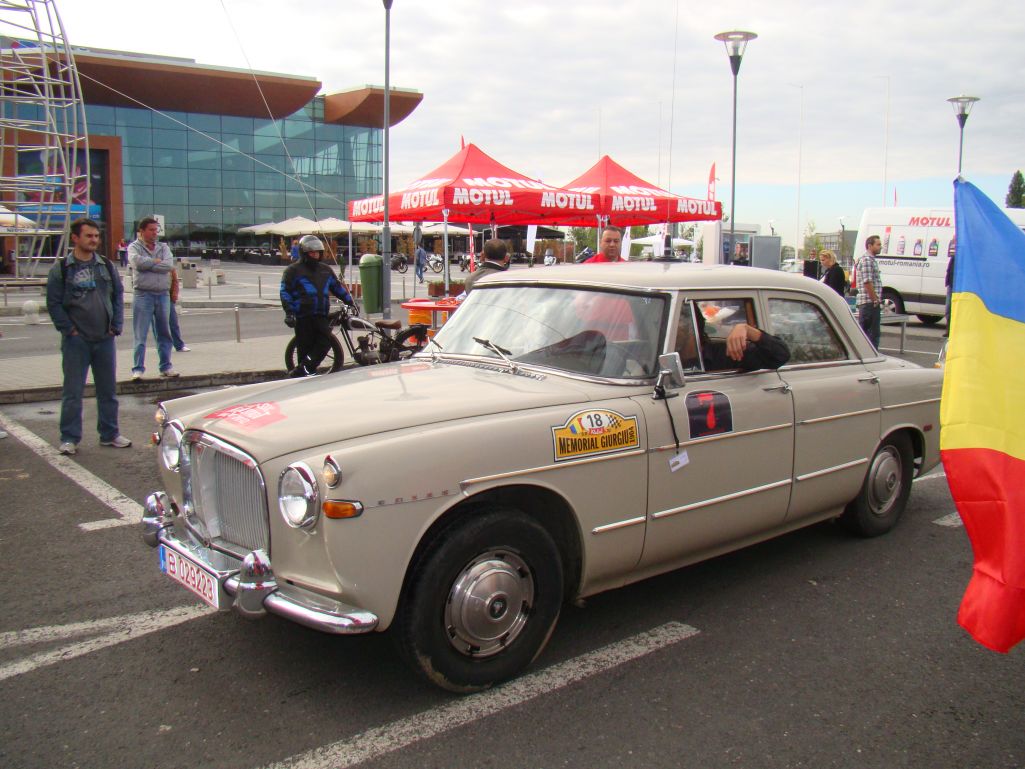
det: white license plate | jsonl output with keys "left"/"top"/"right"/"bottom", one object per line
{"left": 159, "top": 545, "right": 220, "bottom": 609}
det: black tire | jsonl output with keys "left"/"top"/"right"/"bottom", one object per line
{"left": 840, "top": 432, "right": 914, "bottom": 537}
{"left": 916, "top": 314, "right": 943, "bottom": 326}
{"left": 390, "top": 325, "right": 429, "bottom": 360}
{"left": 394, "top": 508, "right": 563, "bottom": 693}
{"left": 429, "top": 258, "right": 443, "bottom": 274}
{"left": 395, "top": 260, "right": 408, "bottom": 274}
{"left": 284, "top": 334, "right": 345, "bottom": 374}
{"left": 881, "top": 288, "right": 904, "bottom": 316}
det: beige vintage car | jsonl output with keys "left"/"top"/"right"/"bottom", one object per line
{"left": 143, "top": 262, "right": 942, "bottom": 691}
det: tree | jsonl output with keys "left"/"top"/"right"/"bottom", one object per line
{"left": 1006, "top": 170, "right": 1025, "bottom": 208}
{"left": 569, "top": 227, "right": 596, "bottom": 252}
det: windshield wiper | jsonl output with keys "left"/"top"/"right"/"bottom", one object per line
{"left": 427, "top": 336, "right": 443, "bottom": 361}
{"left": 473, "top": 336, "right": 518, "bottom": 373}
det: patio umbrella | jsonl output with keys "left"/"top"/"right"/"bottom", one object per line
{"left": 237, "top": 221, "right": 279, "bottom": 235}
{"left": 265, "top": 216, "right": 320, "bottom": 236}
{"left": 562, "top": 155, "right": 722, "bottom": 226}
{"left": 348, "top": 142, "right": 598, "bottom": 227}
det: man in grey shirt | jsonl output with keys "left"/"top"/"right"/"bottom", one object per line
{"left": 128, "top": 216, "right": 178, "bottom": 379}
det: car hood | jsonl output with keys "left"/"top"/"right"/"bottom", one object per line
{"left": 168, "top": 359, "right": 603, "bottom": 460}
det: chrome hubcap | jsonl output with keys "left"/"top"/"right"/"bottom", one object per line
{"left": 868, "top": 446, "right": 902, "bottom": 516}
{"left": 445, "top": 549, "right": 533, "bottom": 657}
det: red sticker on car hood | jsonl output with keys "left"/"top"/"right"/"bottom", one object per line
{"left": 204, "top": 402, "right": 286, "bottom": 430}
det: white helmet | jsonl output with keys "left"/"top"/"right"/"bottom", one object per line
{"left": 299, "top": 234, "right": 325, "bottom": 254}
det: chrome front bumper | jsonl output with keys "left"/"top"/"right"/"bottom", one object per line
{"left": 142, "top": 492, "right": 378, "bottom": 635}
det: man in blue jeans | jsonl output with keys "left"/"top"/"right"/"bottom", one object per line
{"left": 855, "top": 234, "right": 883, "bottom": 349}
{"left": 128, "top": 216, "right": 179, "bottom": 379}
{"left": 46, "top": 218, "right": 132, "bottom": 455}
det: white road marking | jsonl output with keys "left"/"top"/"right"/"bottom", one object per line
{"left": 262, "top": 622, "right": 700, "bottom": 769}
{"left": 910, "top": 469, "right": 963, "bottom": 527}
{"left": 933, "top": 512, "right": 963, "bottom": 527}
{"left": 0, "top": 409, "right": 139, "bottom": 530}
{"left": 0, "top": 604, "right": 213, "bottom": 682}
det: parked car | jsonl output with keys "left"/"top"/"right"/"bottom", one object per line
{"left": 143, "top": 263, "right": 942, "bottom": 692}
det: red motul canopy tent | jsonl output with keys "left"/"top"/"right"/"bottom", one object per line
{"left": 563, "top": 155, "right": 722, "bottom": 226}
{"left": 348, "top": 143, "right": 598, "bottom": 226}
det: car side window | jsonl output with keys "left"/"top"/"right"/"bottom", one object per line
{"left": 675, "top": 297, "right": 756, "bottom": 372}
{"left": 767, "top": 298, "right": 846, "bottom": 363}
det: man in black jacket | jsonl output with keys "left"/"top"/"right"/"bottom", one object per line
{"left": 280, "top": 235, "right": 356, "bottom": 376}
{"left": 677, "top": 308, "right": 790, "bottom": 372}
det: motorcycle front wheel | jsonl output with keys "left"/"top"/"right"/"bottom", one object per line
{"left": 388, "top": 325, "right": 430, "bottom": 360}
{"left": 429, "top": 258, "right": 443, "bottom": 274}
{"left": 285, "top": 335, "right": 345, "bottom": 374}
{"left": 393, "top": 260, "right": 408, "bottom": 274}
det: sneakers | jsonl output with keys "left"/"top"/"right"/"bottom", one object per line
{"left": 100, "top": 435, "right": 132, "bottom": 448}
{"left": 176, "top": 345, "right": 191, "bottom": 352}
{"left": 160, "top": 368, "right": 180, "bottom": 378}
{"left": 131, "top": 371, "right": 143, "bottom": 381}
{"left": 58, "top": 441, "right": 77, "bottom": 455}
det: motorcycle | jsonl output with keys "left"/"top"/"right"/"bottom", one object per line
{"left": 427, "top": 254, "right": 444, "bottom": 273}
{"left": 390, "top": 254, "right": 408, "bottom": 273}
{"left": 543, "top": 252, "right": 557, "bottom": 267}
{"left": 285, "top": 303, "right": 429, "bottom": 374}
{"left": 458, "top": 253, "right": 480, "bottom": 272}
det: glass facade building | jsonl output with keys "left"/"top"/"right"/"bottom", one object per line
{"left": 82, "top": 98, "right": 381, "bottom": 243}
{"left": 3, "top": 45, "right": 421, "bottom": 260}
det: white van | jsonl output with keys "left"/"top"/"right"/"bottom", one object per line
{"left": 853, "top": 206, "right": 1025, "bottom": 324}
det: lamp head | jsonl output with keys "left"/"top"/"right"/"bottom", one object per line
{"left": 714, "top": 30, "right": 758, "bottom": 74}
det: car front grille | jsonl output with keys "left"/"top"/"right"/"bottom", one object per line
{"left": 181, "top": 431, "right": 269, "bottom": 554}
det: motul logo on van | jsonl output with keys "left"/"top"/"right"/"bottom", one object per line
{"left": 907, "top": 216, "right": 952, "bottom": 227}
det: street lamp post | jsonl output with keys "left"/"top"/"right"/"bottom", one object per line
{"left": 838, "top": 216, "right": 846, "bottom": 262}
{"left": 714, "top": 30, "right": 757, "bottom": 265}
{"left": 381, "top": 0, "right": 393, "bottom": 318}
{"left": 946, "top": 95, "right": 980, "bottom": 176}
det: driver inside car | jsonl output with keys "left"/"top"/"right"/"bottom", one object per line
{"left": 676, "top": 305, "right": 790, "bottom": 372}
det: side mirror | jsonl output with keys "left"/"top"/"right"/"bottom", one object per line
{"left": 653, "top": 352, "right": 686, "bottom": 400}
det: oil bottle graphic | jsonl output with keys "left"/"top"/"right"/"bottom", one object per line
{"left": 913, "top": 238, "right": 924, "bottom": 256}
{"left": 897, "top": 235, "right": 906, "bottom": 255}
{"left": 928, "top": 238, "right": 939, "bottom": 257}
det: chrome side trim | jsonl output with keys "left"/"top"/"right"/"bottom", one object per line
{"left": 461, "top": 447, "right": 647, "bottom": 489}
{"left": 882, "top": 397, "right": 942, "bottom": 410}
{"left": 591, "top": 516, "right": 647, "bottom": 535}
{"left": 650, "top": 422, "right": 791, "bottom": 453}
{"left": 795, "top": 457, "right": 869, "bottom": 482}
{"left": 651, "top": 479, "right": 792, "bottom": 520}
{"left": 799, "top": 407, "right": 880, "bottom": 426}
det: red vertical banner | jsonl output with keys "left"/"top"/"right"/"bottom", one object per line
{"left": 467, "top": 223, "right": 476, "bottom": 272}
{"left": 707, "top": 163, "right": 716, "bottom": 200}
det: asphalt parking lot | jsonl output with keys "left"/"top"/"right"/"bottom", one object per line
{"left": 1, "top": 386, "right": 1023, "bottom": 769}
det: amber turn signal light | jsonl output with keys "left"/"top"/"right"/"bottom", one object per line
{"left": 322, "top": 501, "right": 363, "bottom": 519}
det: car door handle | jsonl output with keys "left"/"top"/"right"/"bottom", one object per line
{"left": 858, "top": 375, "right": 880, "bottom": 384}
{"left": 763, "top": 382, "right": 791, "bottom": 394}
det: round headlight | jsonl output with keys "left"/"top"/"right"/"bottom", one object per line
{"left": 278, "top": 463, "right": 319, "bottom": 529}
{"left": 160, "top": 421, "right": 184, "bottom": 471}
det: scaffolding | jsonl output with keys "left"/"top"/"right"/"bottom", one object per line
{"left": 1, "top": 0, "right": 88, "bottom": 272}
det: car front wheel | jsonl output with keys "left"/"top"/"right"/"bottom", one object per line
{"left": 394, "top": 508, "right": 563, "bottom": 692}
{"left": 840, "top": 432, "right": 913, "bottom": 537}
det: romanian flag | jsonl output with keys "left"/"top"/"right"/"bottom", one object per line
{"left": 941, "top": 179, "right": 1025, "bottom": 652}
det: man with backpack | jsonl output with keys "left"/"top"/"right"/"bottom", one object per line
{"left": 46, "top": 218, "right": 132, "bottom": 455}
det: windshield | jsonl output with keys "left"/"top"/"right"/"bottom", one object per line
{"left": 433, "top": 285, "right": 668, "bottom": 379}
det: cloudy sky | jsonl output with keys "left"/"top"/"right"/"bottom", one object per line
{"left": 58, "top": 0, "right": 1024, "bottom": 247}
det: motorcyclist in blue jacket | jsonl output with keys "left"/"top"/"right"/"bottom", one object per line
{"left": 280, "top": 235, "right": 356, "bottom": 376}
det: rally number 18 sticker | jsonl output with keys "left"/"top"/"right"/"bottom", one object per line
{"left": 552, "top": 409, "right": 639, "bottom": 462}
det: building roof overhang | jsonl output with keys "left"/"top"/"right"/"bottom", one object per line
{"left": 323, "top": 86, "right": 422, "bottom": 127}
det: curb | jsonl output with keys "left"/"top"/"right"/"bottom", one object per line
{"left": 0, "top": 369, "right": 285, "bottom": 405}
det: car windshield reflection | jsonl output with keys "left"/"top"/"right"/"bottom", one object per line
{"left": 434, "top": 285, "right": 668, "bottom": 379}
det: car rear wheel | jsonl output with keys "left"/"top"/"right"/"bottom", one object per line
{"left": 394, "top": 508, "right": 563, "bottom": 693}
{"left": 840, "top": 432, "right": 913, "bottom": 537}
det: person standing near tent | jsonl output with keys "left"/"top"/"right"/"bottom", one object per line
{"left": 583, "top": 226, "right": 624, "bottom": 263}
{"left": 464, "top": 239, "right": 510, "bottom": 293}
{"left": 414, "top": 243, "right": 428, "bottom": 284}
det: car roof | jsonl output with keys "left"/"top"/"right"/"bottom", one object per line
{"left": 482, "top": 261, "right": 827, "bottom": 294}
